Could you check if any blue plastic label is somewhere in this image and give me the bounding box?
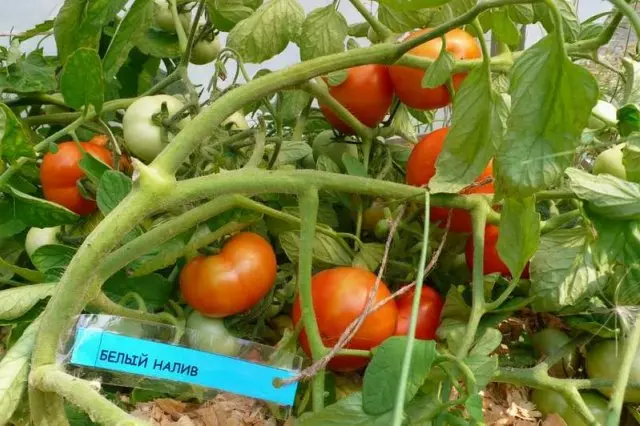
[70,327,298,406]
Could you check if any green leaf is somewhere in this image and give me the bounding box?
[441,286,471,320]
[0,239,29,282]
[272,140,312,166]
[60,48,105,113]
[102,0,153,80]
[9,187,79,227]
[508,4,535,24]
[348,22,369,38]
[54,0,128,62]
[529,227,605,312]
[497,197,540,278]
[469,327,502,356]
[421,48,455,89]
[617,104,640,137]
[0,318,40,425]
[389,104,417,143]
[78,152,111,184]
[465,354,498,388]
[316,154,342,173]
[362,337,436,415]
[495,35,598,197]
[534,0,580,43]
[103,271,174,310]
[206,0,262,32]
[16,19,55,42]
[437,318,466,353]
[30,245,77,274]
[116,48,161,98]
[491,8,521,46]
[377,4,438,33]
[279,231,352,268]
[298,6,348,61]
[624,138,640,182]
[0,284,55,321]
[135,28,181,58]
[0,200,26,239]
[97,170,133,214]
[465,394,483,422]
[565,315,619,338]
[0,51,58,93]
[590,215,640,306]
[64,403,98,426]
[0,104,34,164]
[352,243,385,272]
[327,70,348,87]
[281,204,339,228]
[276,90,311,124]
[431,66,506,193]
[566,167,640,220]
[622,58,640,105]
[377,0,452,11]
[342,155,367,177]
[298,392,393,425]
[227,0,304,63]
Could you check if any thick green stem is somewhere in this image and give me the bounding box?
[30,366,146,426]
[347,0,392,40]
[607,0,640,53]
[391,192,430,426]
[243,123,266,168]
[606,313,640,426]
[88,293,177,325]
[456,203,488,358]
[544,0,567,55]
[297,188,327,412]
[541,209,581,233]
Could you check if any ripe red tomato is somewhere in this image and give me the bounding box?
[465,225,530,278]
[292,267,398,372]
[406,128,494,233]
[389,28,482,110]
[40,140,114,215]
[180,232,277,318]
[394,286,443,340]
[319,64,394,134]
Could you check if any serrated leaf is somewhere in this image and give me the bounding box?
[102,0,153,80]
[491,8,521,46]
[377,4,438,33]
[279,231,352,267]
[0,51,57,93]
[495,34,598,197]
[431,67,506,193]
[352,243,384,271]
[0,104,34,164]
[30,245,76,274]
[421,49,454,89]
[60,48,105,113]
[327,70,348,87]
[362,337,436,415]
[508,4,534,24]
[0,284,55,321]
[0,318,40,425]
[298,5,348,61]
[227,0,304,63]
[97,170,132,214]
[206,0,262,32]
[9,187,79,227]
[497,197,540,278]
[16,19,54,42]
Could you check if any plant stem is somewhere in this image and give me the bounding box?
[540,209,581,233]
[169,0,188,53]
[607,0,640,53]
[486,276,520,311]
[297,188,327,412]
[244,122,266,168]
[436,353,477,393]
[30,365,146,425]
[391,191,431,426]
[544,0,567,55]
[88,293,177,325]
[606,312,640,426]
[336,348,371,358]
[456,202,488,358]
[347,0,392,41]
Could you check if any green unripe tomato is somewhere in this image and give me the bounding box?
[312,130,358,170]
[221,111,249,131]
[532,390,608,426]
[588,100,618,129]
[25,226,61,258]
[586,339,640,402]
[531,328,578,378]
[593,143,627,180]
[190,38,222,65]
[153,1,191,33]
[186,311,240,357]
[122,94,185,162]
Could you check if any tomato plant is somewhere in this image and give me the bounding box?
[40,140,114,215]
[319,64,393,134]
[406,127,494,233]
[389,29,482,110]
[394,286,443,340]
[153,1,190,33]
[531,328,578,378]
[180,232,277,317]
[312,130,358,169]
[292,267,398,372]
[190,38,222,65]
[185,310,240,356]
[465,225,530,277]
[586,340,640,402]
[24,226,61,258]
[593,143,627,180]
[532,389,608,426]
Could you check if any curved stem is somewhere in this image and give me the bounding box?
[486,276,520,311]
[436,353,478,394]
[347,0,392,40]
[544,0,567,54]
[244,121,266,168]
[88,293,177,325]
[392,191,430,426]
[607,0,640,53]
[540,209,581,233]
[169,0,188,53]
[297,188,327,412]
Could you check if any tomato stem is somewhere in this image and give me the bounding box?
[347,0,392,41]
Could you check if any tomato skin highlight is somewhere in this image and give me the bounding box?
[586,339,640,402]
[40,141,113,215]
[389,28,482,110]
[180,232,277,317]
[394,286,443,340]
[292,267,398,372]
[319,64,394,134]
[406,128,494,233]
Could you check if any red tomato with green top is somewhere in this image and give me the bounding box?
[394,286,443,340]
[292,267,398,372]
[389,28,482,110]
[40,140,114,215]
[180,232,277,317]
[406,128,494,233]
[319,64,394,134]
